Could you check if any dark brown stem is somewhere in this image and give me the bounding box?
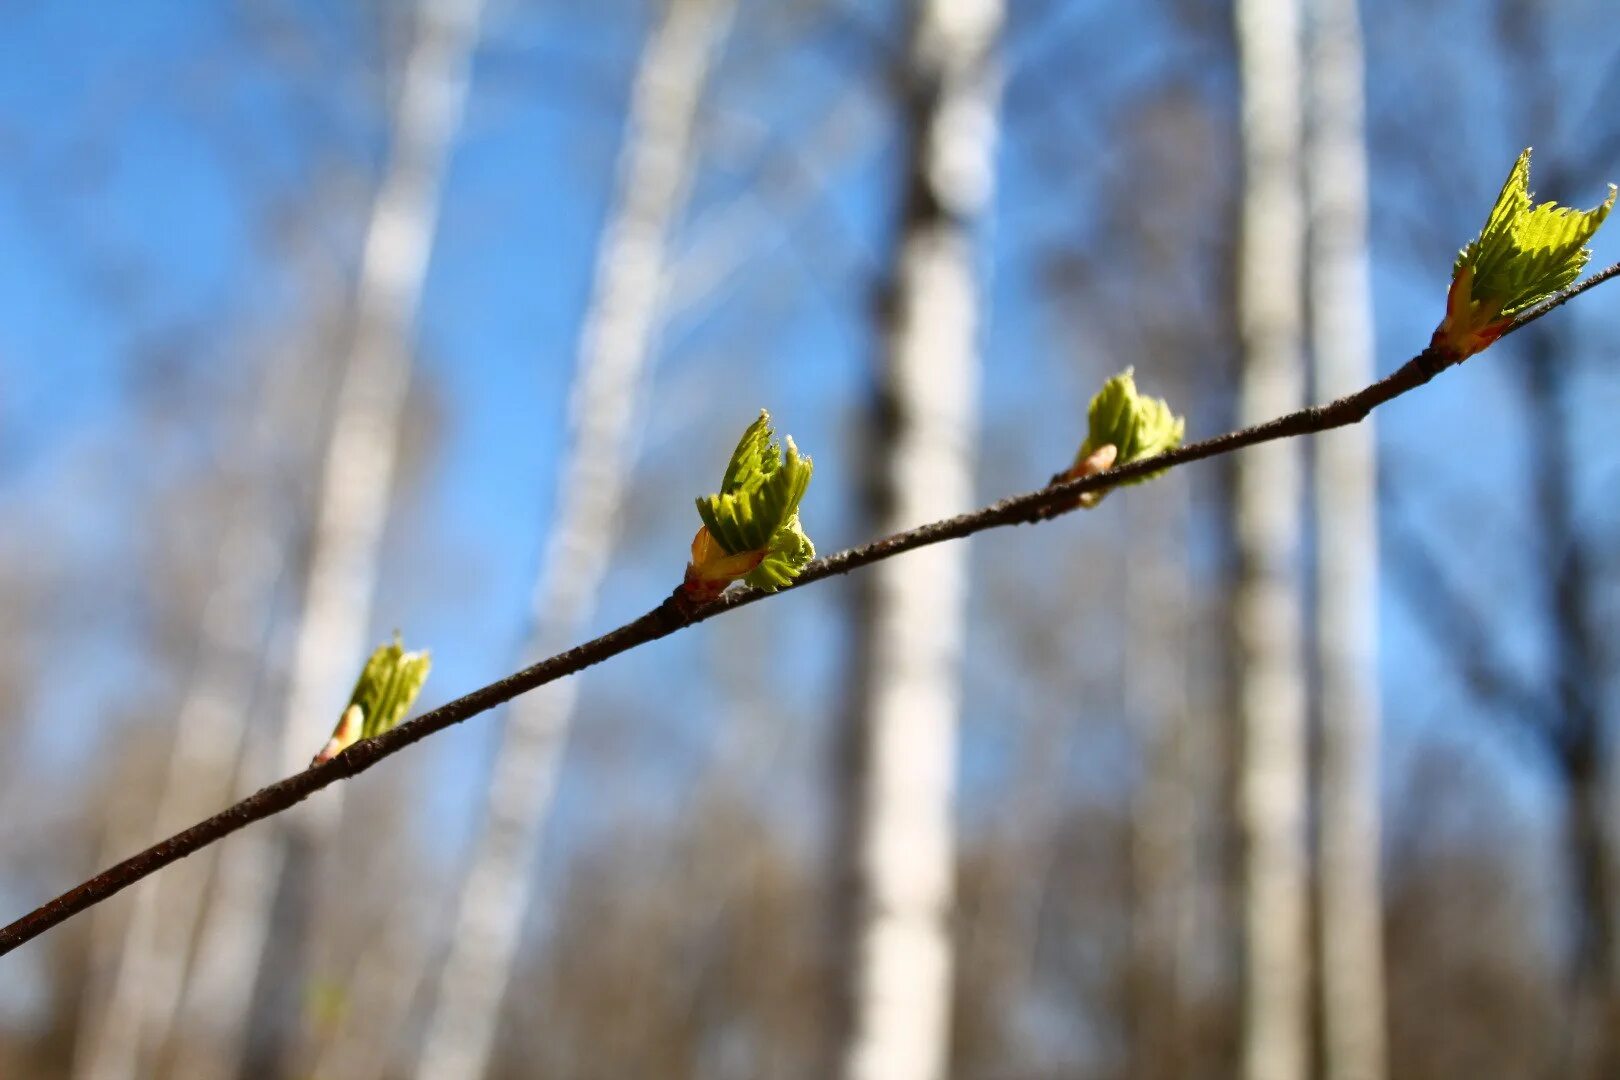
[3,263,1615,958]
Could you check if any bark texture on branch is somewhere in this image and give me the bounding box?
[1,261,1614,962]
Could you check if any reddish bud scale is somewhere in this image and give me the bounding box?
[1432,265,1512,364]
[680,525,766,602]
[312,704,364,766]
[1050,443,1119,510]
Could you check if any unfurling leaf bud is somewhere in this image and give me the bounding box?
[1436,147,1614,361]
[312,635,431,765]
[1056,368,1184,507]
[684,410,815,602]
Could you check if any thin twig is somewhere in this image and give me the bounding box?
[3,263,1616,958]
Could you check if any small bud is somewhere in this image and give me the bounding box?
[683,525,767,602]
[683,410,816,600]
[312,635,431,765]
[1436,147,1614,361]
[313,705,364,767]
[1056,369,1184,507]
[1067,443,1118,509]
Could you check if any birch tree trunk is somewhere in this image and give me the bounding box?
[1232,0,1309,1077]
[406,3,733,1077]
[835,3,1003,1079]
[1306,1,1387,1078]
[167,2,484,1075]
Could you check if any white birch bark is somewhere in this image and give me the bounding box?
[167,2,484,1075]
[1307,0,1386,1078]
[838,3,1003,1079]
[1233,0,1309,1078]
[408,2,732,1077]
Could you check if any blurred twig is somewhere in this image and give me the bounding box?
[1382,479,1553,733]
[2,259,1618,959]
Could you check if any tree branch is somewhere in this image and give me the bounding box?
[4,262,1617,959]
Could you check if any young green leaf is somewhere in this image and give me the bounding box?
[1058,368,1185,506]
[685,410,815,600]
[744,513,814,592]
[1437,147,1615,360]
[312,635,431,765]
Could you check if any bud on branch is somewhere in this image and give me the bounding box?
[1435,147,1614,361]
[313,635,431,765]
[683,410,815,602]
[1055,368,1185,507]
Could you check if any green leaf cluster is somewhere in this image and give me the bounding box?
[696,410,815,591]
[746,514,815,591]
[347,635,431,740]
[1076,368,1185,483]
[1455,147,1615,318]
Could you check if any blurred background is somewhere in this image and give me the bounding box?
[3,0,1620,1077]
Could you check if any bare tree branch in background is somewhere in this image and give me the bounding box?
[405,2,735,1077]
[1124,473,1196,1080]
[1231,0,1310,1076]
[1382,485,1552,731]
[664,87,882,321]
[1519,317,1619,1080]
[833,3,1004,1077]
[69,348,314,1080]
[1305,0,1387,1077]
[1493,6,1620,1070]
[165,1,485,1075]
[1389,321,1618,1080]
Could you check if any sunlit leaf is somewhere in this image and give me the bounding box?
[1438,148,1615,358]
